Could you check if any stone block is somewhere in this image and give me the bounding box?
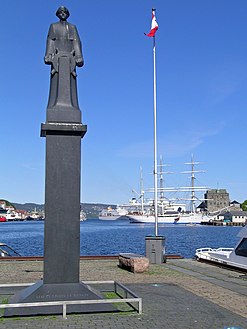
[118,253,149,273]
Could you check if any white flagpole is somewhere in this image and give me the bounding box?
[153,33,158,237]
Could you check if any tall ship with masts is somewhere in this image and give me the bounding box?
[127,155,214,224]
[176,155,214,224]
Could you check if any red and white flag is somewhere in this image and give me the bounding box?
[145,9,158,37]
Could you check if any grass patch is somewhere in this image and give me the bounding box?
[104,292,118,299]
[103,291,135,313]
[0,296,9,318]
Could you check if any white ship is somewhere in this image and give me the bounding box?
[175,156,214,224]
[98,206,128,220]
[128,208,204,224]
[128,156,214,225]
[128,201,186,224]
[195,225,247,271]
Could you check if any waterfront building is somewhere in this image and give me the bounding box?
[204,189,230,212]
[216,210,247,224]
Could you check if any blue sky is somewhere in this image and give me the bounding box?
[1,0,247,205]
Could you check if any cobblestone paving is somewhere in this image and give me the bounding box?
[0,283,246,329]
[0,259,246,328]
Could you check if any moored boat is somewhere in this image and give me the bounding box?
[195,225,247,270]
[127,201,184,224]
[127,161,187,224]
[128,156,213,225]
[128,212,180,224]
[128,210,207,224]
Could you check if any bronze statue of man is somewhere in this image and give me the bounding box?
[44,6,84,116]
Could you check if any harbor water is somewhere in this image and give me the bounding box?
[0,219,243,258]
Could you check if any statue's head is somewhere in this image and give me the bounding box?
[56,6,70,21]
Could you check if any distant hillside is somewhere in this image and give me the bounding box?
[12,202,116,219]
[0,199,16,209]
[13,203,44,212]
[80,203,115,219]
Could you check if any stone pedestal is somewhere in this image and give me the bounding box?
[5,122,116,316]
[42,123,86,284]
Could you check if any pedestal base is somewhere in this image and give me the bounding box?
[4,281,116,316]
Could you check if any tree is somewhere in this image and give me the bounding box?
[241,200,247,211]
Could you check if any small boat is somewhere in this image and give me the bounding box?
[0,243,21,257]
[195,225,247,271]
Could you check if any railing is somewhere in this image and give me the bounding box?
[0,280,142,319]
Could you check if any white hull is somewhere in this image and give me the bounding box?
[129,216,179,224]
[195,248,247,270]
[98,215,121,220]
[128,212,213,224]
[195,225,247,270]
[128,213,181,224]
[178,213,202,224]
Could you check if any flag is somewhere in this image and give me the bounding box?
[145,9,158,37]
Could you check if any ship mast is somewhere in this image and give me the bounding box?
[140,166,144,214]
[182,154,206,213]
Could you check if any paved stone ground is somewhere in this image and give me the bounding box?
[0,259,246,328]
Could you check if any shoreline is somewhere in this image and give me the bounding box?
[0,254,184,262]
